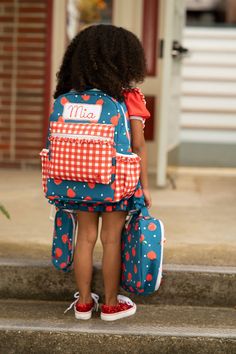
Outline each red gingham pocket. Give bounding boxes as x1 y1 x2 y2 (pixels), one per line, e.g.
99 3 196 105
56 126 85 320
40 149 50 194
114 153 141 202
48 122 115 184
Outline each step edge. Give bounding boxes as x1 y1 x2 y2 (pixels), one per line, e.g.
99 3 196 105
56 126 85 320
1 259 236 274
0 323 236 339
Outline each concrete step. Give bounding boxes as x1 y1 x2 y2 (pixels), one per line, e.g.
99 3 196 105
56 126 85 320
0 299 235 354
0 259 235 307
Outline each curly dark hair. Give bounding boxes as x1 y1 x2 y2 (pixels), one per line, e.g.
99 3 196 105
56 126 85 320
54 24 146 100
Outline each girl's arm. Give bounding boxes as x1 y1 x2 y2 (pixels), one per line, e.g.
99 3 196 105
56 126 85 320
130 119 152 208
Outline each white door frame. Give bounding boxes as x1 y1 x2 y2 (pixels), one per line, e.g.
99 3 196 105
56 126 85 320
51 0 67 97
156 0 175 187
113 0 143 38
113 0 176 187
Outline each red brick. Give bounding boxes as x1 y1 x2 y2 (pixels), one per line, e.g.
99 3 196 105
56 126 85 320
18 17 46 24
17 37 45 44
0 16 14 22
18 27 46 34
19 7 46 14
3 45 45 52
18 55 45 61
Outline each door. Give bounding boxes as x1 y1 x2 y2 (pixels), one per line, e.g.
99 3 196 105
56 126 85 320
156 0 186 186
113 0 186 187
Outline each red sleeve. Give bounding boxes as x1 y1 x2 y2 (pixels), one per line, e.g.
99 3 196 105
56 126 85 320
123 88 150 119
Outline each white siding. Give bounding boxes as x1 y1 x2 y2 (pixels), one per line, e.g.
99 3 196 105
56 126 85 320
180 27 236 144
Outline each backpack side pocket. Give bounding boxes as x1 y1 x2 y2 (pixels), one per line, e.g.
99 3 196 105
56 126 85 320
39 148 50 195
114 153 141 201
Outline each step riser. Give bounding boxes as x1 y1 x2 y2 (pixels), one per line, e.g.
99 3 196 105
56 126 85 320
1 264 235 307
0 330 235 354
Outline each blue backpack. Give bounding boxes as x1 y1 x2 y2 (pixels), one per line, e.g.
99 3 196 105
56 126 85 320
40 89 141 210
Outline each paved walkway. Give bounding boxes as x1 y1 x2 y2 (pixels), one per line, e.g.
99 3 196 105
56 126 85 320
0 168 236 266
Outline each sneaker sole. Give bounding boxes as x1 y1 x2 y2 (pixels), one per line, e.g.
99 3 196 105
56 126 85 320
74 309 92 320
101 304 137 321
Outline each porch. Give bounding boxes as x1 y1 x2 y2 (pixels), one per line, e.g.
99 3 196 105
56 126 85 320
1 167 235 267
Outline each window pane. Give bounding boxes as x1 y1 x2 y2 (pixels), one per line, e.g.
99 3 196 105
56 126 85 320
67 0 113 40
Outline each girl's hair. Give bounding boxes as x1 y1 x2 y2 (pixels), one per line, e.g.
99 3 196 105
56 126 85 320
54 24 146 100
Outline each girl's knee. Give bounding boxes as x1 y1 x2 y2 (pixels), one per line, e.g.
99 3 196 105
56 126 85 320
100 230 121 247
77 229 98 246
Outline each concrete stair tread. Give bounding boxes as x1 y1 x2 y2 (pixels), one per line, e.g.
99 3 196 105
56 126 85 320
0 299 235 338
1 258 235 308
1 257 236 273
1 240 236 267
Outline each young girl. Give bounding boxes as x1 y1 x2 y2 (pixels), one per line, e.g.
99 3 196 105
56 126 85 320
56 24 151 321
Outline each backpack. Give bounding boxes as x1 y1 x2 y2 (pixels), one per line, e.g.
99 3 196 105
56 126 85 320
40 89 141 209
121 202 165 295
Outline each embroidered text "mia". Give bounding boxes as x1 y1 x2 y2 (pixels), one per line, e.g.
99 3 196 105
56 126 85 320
63 103 102 122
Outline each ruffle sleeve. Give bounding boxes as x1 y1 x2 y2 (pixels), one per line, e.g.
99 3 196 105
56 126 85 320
123 88 150 120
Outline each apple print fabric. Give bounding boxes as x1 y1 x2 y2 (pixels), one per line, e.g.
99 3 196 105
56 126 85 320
121 204 165 295
52 209 77 272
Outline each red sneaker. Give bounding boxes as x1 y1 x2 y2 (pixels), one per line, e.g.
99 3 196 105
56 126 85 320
101 295 136 321
64 292 99 320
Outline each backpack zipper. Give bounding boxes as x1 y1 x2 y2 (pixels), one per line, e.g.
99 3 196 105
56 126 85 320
119 104 129 137
50 132 112 142
116 152 140 158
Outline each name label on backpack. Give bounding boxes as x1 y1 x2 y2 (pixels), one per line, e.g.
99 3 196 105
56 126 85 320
63 103 102 122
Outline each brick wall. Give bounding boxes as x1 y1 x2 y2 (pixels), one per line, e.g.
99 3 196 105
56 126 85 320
0 0 52 167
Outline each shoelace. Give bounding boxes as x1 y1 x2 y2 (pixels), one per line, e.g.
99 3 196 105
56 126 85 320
64 292 99 314
117 294 134 306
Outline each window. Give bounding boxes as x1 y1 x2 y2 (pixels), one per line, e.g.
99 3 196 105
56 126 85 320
67 0 113 40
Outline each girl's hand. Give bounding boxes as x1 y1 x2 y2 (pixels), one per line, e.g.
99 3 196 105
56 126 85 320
143 188 152 209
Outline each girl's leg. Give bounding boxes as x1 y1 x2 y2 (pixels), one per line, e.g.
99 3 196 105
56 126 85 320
100 211 127 306
74 211 99 304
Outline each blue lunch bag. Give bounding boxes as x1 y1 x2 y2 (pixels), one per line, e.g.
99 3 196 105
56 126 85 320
121 205 165 295
52 209 78 272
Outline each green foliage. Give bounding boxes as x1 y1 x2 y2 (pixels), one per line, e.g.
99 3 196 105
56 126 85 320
0 204 10 219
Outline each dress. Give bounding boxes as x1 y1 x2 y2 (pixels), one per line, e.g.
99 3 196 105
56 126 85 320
69 88 150 213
